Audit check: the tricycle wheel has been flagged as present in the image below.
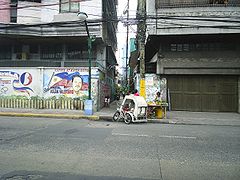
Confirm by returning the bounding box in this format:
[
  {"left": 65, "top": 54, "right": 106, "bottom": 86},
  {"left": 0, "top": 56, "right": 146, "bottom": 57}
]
[
  {"left": 124, "top": 113, "right": 132, "bottom": 124},
  {"left": 112, "top": 111, "right": 120, "bottom": 121}
]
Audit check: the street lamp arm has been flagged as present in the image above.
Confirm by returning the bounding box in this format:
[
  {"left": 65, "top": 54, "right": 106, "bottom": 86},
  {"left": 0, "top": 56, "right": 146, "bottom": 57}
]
[
  {"left": 84, "top": 20, "right": 90, "bottom": 38},
  {"left": 77, "top": 12, "right": 90, "bottom": 38},
  {"left": 77, "top": 12, "right": 93, "bottom": 100}
]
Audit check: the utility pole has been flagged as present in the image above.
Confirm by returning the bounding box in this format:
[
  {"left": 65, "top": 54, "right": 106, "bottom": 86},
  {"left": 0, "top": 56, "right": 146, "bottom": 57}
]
[
  {"left": 137, "top": 0, "right": 146, "bottom": 98},
  {"left": 125, "top": 0, "right": 130, "bottom": 91}
]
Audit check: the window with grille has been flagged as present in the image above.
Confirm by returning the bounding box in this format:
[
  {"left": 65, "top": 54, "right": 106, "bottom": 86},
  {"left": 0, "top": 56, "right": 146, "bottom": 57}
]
[
  {"left": 19, "top": 0, "right": 41, "bottom": 2},
  {"left": 41, "top": 45, "right": 63, "bottom": 60},
  {"left": 60, "top": 0, "right": 80, "bottom": 13},
  {"left": 166, "top": 43, "right": 236, "bottom": 52},
  {"left": 155, "top": 0, "right": 238, "bottom": 8},
  {"left": 10, "top": 4, "right": 17, "bottom": 23},
  {"left": 0, "top": 46, "right": 11, "bottom": 60}
]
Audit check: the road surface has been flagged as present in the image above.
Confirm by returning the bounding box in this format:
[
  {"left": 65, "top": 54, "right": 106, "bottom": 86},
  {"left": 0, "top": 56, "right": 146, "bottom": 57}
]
[{"left": 0, "top": 116, "right": 239, "bottom": 180}]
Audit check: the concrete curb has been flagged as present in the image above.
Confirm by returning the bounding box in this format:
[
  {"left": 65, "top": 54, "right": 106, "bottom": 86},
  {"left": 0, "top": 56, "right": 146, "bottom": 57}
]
[
  {"left": 98, "top": 115, "right": 113, "bottom": 121},
  {"left": 0, "top": 112, "right": 100, "bottom": 121},
  {"left": 1, "top": 112, "right": 239, "bottom": 126},
  {"left": 0, "top": 112, "right": 169, "bottom": 124}
]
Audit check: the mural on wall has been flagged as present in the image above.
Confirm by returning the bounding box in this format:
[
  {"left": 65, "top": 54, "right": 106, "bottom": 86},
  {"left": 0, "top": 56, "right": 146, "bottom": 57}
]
[
  {"left": 0, "top": 71, "right": 35, "bottom": 96},
  {"left": 43, "top": 67, "right": 99, "bottom": 99},
  {"left": 0, "top": 67, "right": 100, "bottom": 110}
]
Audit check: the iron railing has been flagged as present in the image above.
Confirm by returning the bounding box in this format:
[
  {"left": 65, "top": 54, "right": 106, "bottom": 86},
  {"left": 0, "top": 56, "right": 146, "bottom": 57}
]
[{"left": 0, "top": 59, "right": 103, "bottom": 68}]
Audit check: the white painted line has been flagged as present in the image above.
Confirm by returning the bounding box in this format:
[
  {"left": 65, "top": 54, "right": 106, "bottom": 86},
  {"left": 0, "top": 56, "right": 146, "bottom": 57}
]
[
  {"left": 157, "top": 135, "right": 197, "bottom": 139},
  {"left": 112, "top": 133, "right": 196, "bottom": 139},
  {"left": 112, "top": 133, "right": 149, "bottom": 137}
]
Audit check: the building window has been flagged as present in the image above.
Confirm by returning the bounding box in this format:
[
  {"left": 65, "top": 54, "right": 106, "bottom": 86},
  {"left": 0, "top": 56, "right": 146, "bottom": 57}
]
[
  {"left": 155, "top": 0, "right": 233, "bottom": 8},
  {"left": 170, "top": 44, "right": 177, "bottom": 51},
  {"left": 10, "top": 3, "right": 17, "bottom": 23},
  {"left": 66, "top": 44, "right": 89, "bottom": 60},
  {"left": 209, "top": 0, "right": 228, "bottom": 4},
  {"left": 67, "top": 46, "right": 83, "bottom": 59},
  {"left": 30, "top": 45, "right": 38, "bottom": 54},
  {"left": 183, "top": 44, "right": 190, "bottom": 51},
  {"left": 41, "top": 45, "right": 62, "bottom": 60},
  {"left": 19, "top": 0, "right": 41, "bottom": 2},
  {"left": 0, "top": 46, "right": 11, "bottom": 60},
  {"left": 167, "top": 43, "right": 236, "bottom": 52},
  {"left": 60, "top": 0, "right": 80, "bottom": 13}
]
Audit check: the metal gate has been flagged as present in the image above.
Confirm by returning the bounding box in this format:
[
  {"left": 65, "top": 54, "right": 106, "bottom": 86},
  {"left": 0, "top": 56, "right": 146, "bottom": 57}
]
[{"left": 168, "top": 76, "right": 238, "bottom": 112}]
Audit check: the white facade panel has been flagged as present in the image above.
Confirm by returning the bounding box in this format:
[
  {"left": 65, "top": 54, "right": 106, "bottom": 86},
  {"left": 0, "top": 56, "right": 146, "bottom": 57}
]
[
  {"left": 41, "top": 0, "right": 59, "bottom": 23},
  {"left": 80, "top": 0, "right": 102, "bottom": 20},
  {"left": 17, "top": 2, "right": 41, "bottom": 24},
  {"left": 146, "top": 0, "right": 240, "bottom": 36}
]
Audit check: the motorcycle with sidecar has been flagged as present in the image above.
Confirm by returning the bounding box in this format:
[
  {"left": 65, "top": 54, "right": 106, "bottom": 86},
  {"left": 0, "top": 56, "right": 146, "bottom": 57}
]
[{"left": 112, "top": 95, "right": 148, "bottom": 124}]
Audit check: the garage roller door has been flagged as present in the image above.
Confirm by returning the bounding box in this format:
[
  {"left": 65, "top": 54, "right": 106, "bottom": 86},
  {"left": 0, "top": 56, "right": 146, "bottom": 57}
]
[{"left": 168, "top": 76, "right": 238, "bottom": 112}]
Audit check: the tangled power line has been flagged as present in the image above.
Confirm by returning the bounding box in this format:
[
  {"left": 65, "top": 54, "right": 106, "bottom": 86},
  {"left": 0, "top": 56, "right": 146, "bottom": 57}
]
[{"left": 0, "top": 1, "right": 239, "bottom": 30}]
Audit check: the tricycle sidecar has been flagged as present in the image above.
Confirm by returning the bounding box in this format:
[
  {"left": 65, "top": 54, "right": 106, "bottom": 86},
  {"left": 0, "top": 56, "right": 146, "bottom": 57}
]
[{"left": 116, "top": 94, "right": 148, "bottom": 124}]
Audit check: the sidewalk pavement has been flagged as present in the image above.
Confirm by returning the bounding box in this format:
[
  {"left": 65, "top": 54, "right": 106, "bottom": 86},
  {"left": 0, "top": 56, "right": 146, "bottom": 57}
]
[{"left": 0, "top": 100, "right": 240, "bottom": 126}]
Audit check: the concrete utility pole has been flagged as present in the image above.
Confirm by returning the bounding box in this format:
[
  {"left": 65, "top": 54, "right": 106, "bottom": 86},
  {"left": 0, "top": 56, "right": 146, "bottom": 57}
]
[
  {"left": 137, "top": 0, "right": 146, "bottom": 98},
  {"left": 125, "top": 0, "right": 130, "bottom": 90}
]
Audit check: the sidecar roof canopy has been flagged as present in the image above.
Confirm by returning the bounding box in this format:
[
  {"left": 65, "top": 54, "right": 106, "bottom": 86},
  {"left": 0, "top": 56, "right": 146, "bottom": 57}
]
[{"left": 124, "top": 95, "right": 147, "bottom": 107}]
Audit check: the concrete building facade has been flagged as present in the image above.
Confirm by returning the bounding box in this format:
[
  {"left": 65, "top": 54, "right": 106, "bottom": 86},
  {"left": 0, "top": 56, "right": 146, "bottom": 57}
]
[
  {"left": 0, "top": 0, "right": 10, "bottom": 23},
  {"left": 0, "top": 0, "right": 118, "bottom": 110},
  {"left": 143, "top": 0, "right": 240, "bottom": 112}
]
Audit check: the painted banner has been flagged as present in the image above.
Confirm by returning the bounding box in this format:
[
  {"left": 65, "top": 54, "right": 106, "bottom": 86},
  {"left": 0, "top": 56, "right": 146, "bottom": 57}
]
[
  {"left": 43, "top": 67, "right": 99, "bottom": 99},
  {"left": 0, "top": 69, "right": 40, "bottom": 97},
  {"left": 0, "top": 67, "right": 99, "bottom": 100}
]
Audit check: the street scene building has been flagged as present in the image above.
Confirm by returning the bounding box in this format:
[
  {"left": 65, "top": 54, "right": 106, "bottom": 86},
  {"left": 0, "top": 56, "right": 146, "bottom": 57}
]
[
  {"left": 142, "top": 0, "right": 240, "bottom": 112},
  {"left": 0, "top": 0, "right": 118, "bottom": 111}
]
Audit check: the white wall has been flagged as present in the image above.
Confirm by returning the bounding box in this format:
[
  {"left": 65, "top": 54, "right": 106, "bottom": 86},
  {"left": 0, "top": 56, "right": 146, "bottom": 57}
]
[
  {"left": 80, "top": 0, "right": 102, "bottom": 20},
  {"left": 17, "top": 0, "right": 58, "bottom": 24},
  {"left": 41, "top": 0, "right": 59, "bottom": 23},
  {"left": 53, "top": 0, "right": 102, "bottom": 22},
  {"left": 146, "top": 0, "right": 240, "bottom": 35},
  {"left": 17, "top": 1, "right": 41, "bottom": 24},
  {"left": 17, "top": 0, "right": 102, "bottom": 24}
]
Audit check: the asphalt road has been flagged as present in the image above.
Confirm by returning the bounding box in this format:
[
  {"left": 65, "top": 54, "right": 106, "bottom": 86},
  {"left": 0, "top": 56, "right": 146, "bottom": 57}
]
[{"left": 0, "top": 116, "right": 239, "bottom": 180}]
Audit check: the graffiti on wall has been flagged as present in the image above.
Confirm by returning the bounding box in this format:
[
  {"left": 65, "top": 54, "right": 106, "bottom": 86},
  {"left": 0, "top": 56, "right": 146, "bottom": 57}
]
[{"left": 0, "top": 71, "right": 34, "bottom": 96}]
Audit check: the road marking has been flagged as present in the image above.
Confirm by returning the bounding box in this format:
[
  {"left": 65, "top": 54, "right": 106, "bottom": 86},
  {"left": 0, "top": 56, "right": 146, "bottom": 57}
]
[
  {"left": 158, "top": 135, "right": 197, "bottom": 139},
  {"left": 112, "top": 133, "right": 196, "bottom": 139},
  {"left": 112, "top": 133, "right": 149, "bottom": 137}
]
